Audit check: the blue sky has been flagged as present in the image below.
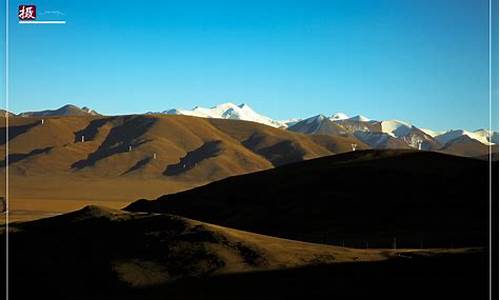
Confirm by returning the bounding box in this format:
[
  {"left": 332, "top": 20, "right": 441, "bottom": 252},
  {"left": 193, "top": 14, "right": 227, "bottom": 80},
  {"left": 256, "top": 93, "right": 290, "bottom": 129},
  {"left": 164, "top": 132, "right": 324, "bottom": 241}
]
[{"left": 1, "top": 0, "right": 498, "bottom": 131}]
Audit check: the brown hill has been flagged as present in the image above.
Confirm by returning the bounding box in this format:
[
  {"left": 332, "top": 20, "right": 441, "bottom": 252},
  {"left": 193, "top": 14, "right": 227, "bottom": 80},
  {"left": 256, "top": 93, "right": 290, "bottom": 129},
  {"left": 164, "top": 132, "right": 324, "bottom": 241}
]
[
  {"left": 1, "top": 205, "right": 486, "bottom": 300},
  {"left": 2, "top": 115, "right": 363, "bottom": 178},
  {"left": 0, "top": 114, "right": 363, "bottom": 220}
]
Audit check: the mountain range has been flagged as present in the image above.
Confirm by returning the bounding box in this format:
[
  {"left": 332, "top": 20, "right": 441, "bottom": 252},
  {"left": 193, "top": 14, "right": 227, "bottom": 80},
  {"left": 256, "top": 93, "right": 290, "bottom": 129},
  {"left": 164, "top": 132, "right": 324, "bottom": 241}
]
[
  {"left": 2, "top": 104, "right": 492, "bottom": 299},
  {"left": 7, "top": 103, "right": 496, "bottom": 155}
]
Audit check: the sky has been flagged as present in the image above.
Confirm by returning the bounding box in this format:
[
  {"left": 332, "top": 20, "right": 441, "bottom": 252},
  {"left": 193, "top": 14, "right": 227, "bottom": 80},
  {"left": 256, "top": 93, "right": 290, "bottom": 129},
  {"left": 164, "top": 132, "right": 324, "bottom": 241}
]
[{"left": 1, "top": 0, "right": 498, "bottom": 131}]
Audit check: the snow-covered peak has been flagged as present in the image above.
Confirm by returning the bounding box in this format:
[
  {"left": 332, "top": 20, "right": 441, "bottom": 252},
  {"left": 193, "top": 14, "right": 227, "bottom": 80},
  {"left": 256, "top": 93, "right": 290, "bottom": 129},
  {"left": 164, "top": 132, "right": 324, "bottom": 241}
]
[
  {"left": 154, "top": 103, "right": 499, "bottom": 145},
  {"left": 435, "top": 130, "right": 469, "bottom": 145},
  {"left": 436, "top": 129, "right": 497, "bottom": 145},
  {"left": 349, "top": 115, "right": 371, "bottom": 122},
  {"left": 163, "top": 102, "right": 285, "bottom": 128},
  {"left": 305, "top": 114, "right": 327, "bottom": 124},
  {"left": 281, "top": 118, "right": 302, "bottom": 127},
  {"left": 380, "top": 120, "right": 412, "bottom": 138},
  {"left": 330, "top": 112, "right": 349, "bottom": 121},
  {"left": 420, "top": 128, "right": 443, "bottom": 138},
  {"left": 473, "top": 129, "right": 499, "bottom": 144}
]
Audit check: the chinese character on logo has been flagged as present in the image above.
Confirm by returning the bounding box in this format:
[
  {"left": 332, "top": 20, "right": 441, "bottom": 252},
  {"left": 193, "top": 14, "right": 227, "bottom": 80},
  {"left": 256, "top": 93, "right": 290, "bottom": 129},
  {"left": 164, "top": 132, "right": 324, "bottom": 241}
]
[{"left": 19, "top": 5, "right": 36, "bottom": 20}]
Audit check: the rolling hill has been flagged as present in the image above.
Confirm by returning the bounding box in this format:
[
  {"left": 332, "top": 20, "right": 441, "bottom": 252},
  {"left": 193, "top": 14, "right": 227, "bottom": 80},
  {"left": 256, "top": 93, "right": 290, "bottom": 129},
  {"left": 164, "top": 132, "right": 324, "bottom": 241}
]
[
  {"left": 2, "top": 114, "right": 361, "bottom": 178},
  {"left": 1, "top": 205, "right": 487, "bottom": 300},
  {"left": 127, "top": 150, "right": 495, "bottom": 248},
  {"left": 0, "top": 114, "right": 364, "bottom": 220},
  {"left": 1, "top": 113, "right": 496, "bottom": 221}
]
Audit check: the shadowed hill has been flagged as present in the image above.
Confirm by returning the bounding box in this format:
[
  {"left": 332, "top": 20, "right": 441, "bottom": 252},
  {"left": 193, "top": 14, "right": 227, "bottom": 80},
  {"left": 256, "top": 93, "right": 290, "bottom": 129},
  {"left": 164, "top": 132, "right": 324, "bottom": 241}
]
[
  {"left": 127, "top": 150, "right": 495, "bottom": 248},
  {"left": 1, "top": 205, "right": 487, "bottom": 300},
  {"left": 2, "top": 206, "right": 389, "bottom": 298}
]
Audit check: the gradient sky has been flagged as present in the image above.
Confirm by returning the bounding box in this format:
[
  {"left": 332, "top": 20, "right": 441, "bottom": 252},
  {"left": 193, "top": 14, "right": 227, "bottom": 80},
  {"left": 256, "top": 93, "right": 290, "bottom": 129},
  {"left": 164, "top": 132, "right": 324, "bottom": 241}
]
[{"left": 1, "top": 0, "right": 498, "bottom": 131}]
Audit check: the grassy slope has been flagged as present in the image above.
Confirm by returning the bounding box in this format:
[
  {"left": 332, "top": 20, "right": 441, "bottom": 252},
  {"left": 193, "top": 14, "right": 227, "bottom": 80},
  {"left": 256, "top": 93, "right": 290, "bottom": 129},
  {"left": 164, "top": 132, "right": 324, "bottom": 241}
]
[{"left": 0, "top": 115, "right": 363, "bottom": 219}]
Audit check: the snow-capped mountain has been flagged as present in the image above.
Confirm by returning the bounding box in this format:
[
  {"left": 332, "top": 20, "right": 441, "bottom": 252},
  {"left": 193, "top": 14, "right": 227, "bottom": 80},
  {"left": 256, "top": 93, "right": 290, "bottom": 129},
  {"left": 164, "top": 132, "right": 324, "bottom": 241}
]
[
  {"left": 330, "top": 112, "right": 349, "bottom": 121},
  {"left": 329, "top": 113, "right": 371, "bottom": 122},
  {"left": 286, "top": 114, "right": 427, "bottom": 152},
  {"left": 8, "top": 101, "right": 498, "bottom": 158},
  {"left": 435, "top": 129, "right": 498, "bottom": 146},
  {"left": 156, "top": 103, "right": 286, "bottom": 128},
  {"left": 471, "top": 129, "right": 498, "bottom": 144},
  {"left": 380, "top": 120, "right": 412, "bottom": 138},
  {"left": 288, "top": 114, "right": 348, "bottom": 136},
  {"left": 152, "top": 102, "right": 497, "bottom": 153},
  {"left": 348, "top": 115, "right": 371, "bottom": 122},
  {"left": 281, "top": 118, "right": 302, "bottom": 127},
  {"left": 419, "top": 128, "right": 444, "bottom": 138},
  {"left": 353, "top": 131, "right": 410, "bottom": 149}
]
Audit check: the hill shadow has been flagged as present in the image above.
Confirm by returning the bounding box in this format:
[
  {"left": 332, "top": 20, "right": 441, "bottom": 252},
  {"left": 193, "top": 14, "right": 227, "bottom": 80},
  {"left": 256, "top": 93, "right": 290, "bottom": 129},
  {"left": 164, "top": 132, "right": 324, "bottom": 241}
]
[
  {"left": 72, "top": 116, "right": 156, "bottom": 170},
  {"left": 0, "top": 121, "right": 40, "bottom": 145},
  {"left": 0, "top": 146, "right": 53, "bottom": 167},
  {"left": 73, "top": 118, "right": 111, "bottom": 142},
  {"left": 164, "top": 140, "right": 223, "bottom": 176},
  {"left": 242, "top": 133, "right": 306, "bottom": 166},
  {"left": 122, "top": 157, "right": 152, "bottom": 175}
]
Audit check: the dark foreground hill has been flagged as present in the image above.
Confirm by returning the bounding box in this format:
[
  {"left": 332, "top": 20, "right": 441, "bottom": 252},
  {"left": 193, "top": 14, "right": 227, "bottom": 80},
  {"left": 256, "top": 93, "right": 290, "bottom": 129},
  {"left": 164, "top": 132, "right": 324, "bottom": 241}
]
[
  {"left": 0, "top": 206, "right": 488, "bottom": 300},
  {"left": 127, "top": 150, "right": 495, "bottom": 248}
]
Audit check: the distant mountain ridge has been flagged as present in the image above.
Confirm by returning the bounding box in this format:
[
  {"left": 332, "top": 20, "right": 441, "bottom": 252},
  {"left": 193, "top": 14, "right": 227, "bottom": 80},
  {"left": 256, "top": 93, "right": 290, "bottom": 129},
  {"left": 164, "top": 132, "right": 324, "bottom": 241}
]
[
  {"left": 8, "top": 103, "right": 498, "bottom": 155},
  {"left": 155, "top": 102, "right": 497, "bottom": 148},
  {"left": 16, "top": 104, "right": 100, "bottom": 117}
]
